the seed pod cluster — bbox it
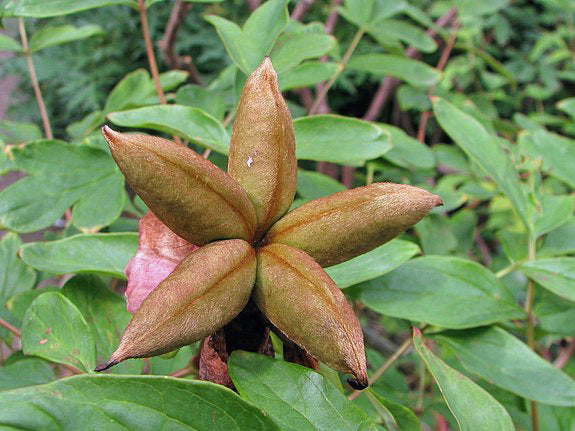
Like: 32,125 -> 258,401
99,58 -> 442,388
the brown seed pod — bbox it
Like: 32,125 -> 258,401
254,243 -> 368,387
228,57 -> 297,240
102,126 -> 257,245
96,239 -> 256,370
264,182 -> 443,267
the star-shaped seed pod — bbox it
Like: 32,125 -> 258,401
97,58 -> 442,389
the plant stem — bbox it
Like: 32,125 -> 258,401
18,18 -> 53,140
309,28 -> 365,115
138,0 -> 167,105
170,365 -> 196,378
525,231 -> 539,431
0,317 -> 21,338
348,337 -> 412,400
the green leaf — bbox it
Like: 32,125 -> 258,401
348,54 -> 440,87
0,374 -> 279,430
535,194 -> 574,237
540,219 -> 575,257
22,292 -> 96,372
270,32 -> 336,73
364,389 -> 420,431
378,123 -> 435,169
0,0 -> 135,17
557,97 -> 575,119
176,85 -> 226,120
293,115 -> 391,165
455,0 -> 509,16
521,258 -> 575,302
339,0 -> 407,28
367,19 -> 436,53
20,233 -> 139,278
0,358 -> 55,391
433,98 -> 529,229
206,0 -> 289,74
519,129 -> 575,189
29,24 -> 103,52
0,233 -> 36,305
228,351 -> 377,431
413,329 -> 515,431
0,120 -> 42,144
103,69 -> 152,113
0,34 -> 22,52
327,239 -> 420,288
434,326 -> 575,406
296,169 -> 346,201
278,61 -> 338,91
0,140 -> 125,232
61,275 -> 136,374
108,105 -> 230,154
361,256 -> 526,329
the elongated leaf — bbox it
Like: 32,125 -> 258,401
228,351 -> 377,431
0,374 -> 279,430
20,233 -> 139,278
519,129 -> 575,189
0,0 -> 134,17
326,239 -> 420,288
557,97 -> 575,119
270,32 -> 336,73
535,194 -> 574,237
293,115 -> 391,166
0,233 -> 36,305
348,54 -> 440,87
339,0 -> 407,27
107,105 -> 229,154
278,61 -> 338,91
297,169 -> 346,201
0,140 -> 125,232
0,34 -> 22,51
435,326 -> 575,406
364,389 -> 420,431
367,19 -> 436,53
22,292 -> 96,372
521,258 -> 575,301
413,329 -> 515,431
378,123 -> 435,169
29,24 -> 102,52
62,275 -> 137,374
206,0 -> 289,74
0,358 -> 55,391
433,98 -> 529,228
361,256 -> 526,328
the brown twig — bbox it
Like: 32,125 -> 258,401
158,0 -> 203,85
554,339 -> 575,369
138,0 -> 167,105
348,337 -> 413,400
525,233 -> 539,431
417,18 -> 460,142
246,0 -> 261,11
18,18 -> 53,139
362,7 -> 458,122
0,317 -> 21,338
170,365 -> 196,378
291,0 -> 315,20
0,317 -> 83,375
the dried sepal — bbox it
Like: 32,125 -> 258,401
125,211 -> 197,312
264,182 -> 443,267
228,57 -> 297,240
96,239 -> 256,370
102,126 -> 257,245
254,243 -> 367,387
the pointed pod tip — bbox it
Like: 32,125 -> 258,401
432,194 -> 443,207
412,326 -> 422,337
252,56 -> 277,80
94,359 -> 119,372
347,377 -> 369,390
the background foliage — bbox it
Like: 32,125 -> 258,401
1,0 -> 575,430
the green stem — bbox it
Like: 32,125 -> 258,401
309,28 -> 365,115
525,231 -> 538,431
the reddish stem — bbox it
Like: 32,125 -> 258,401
18,18 -> 53,139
